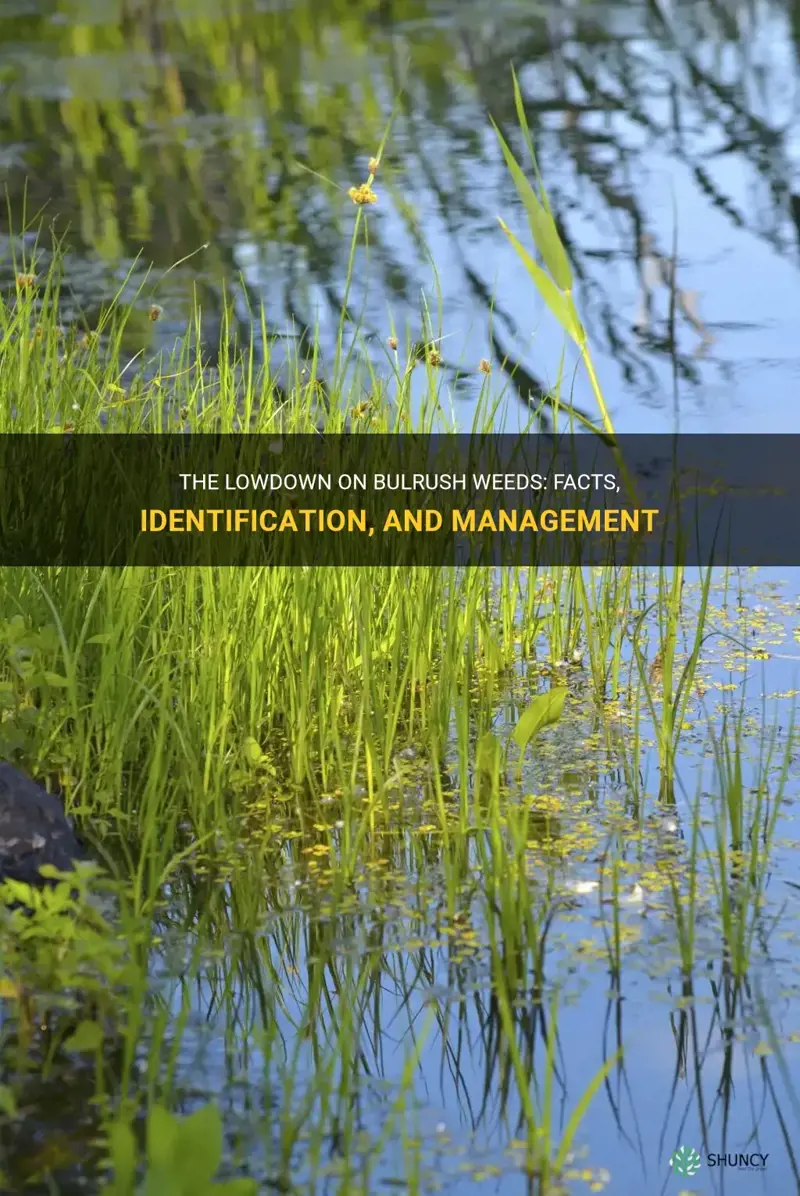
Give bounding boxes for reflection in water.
[2,582,799,1193]
[633,233,714,352]
[1,0,800,428]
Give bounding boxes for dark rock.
[0,762,83,885]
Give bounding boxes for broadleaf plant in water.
[101,1104,256,1196]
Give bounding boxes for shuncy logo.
[669,1146,769,1175]
[670,1145,702,1176]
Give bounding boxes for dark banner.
[0,433,795,566]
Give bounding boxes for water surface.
[2,0,800,429]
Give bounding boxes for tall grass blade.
[491,121,573,292]
[497,219,583,343]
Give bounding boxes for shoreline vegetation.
[0,82,797,1196]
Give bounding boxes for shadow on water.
[2,0,800,427]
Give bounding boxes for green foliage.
[492,67,616,440]
[0,862,130,1021]
[0,615,72,762]
[511,687,568,754]
[100,1104,256,1196]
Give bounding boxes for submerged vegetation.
[0,5,799,1195]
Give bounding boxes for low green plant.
[100,1103,256,1195]
[0,863,130,1031]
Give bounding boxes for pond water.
[3,567,798,1196]
[129,568,800,1196]
[2,0,800,431]
[1,4,800,1196]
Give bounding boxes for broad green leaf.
[512,687,568,753]
[176,1104,223,1186]
[497,221,581,344]
[147,1106,179,1170]
[141,1165,182,1196]
[212,1181,258,1195]
[43,671,70,687]
[511,69,561,228]
[106,1121,137,1185]
[242,737,264,765]
[0,1084,17,1118]
[63,1019,104,1052]
[564,293,587,348]
[37,864,67,880]
[491,121,573,292]
[475,730,502,775]
[0,879,36,905]
[483,632,504,672]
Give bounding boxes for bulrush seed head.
[348,183,378,206]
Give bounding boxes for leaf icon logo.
[670,1145,702,1176]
